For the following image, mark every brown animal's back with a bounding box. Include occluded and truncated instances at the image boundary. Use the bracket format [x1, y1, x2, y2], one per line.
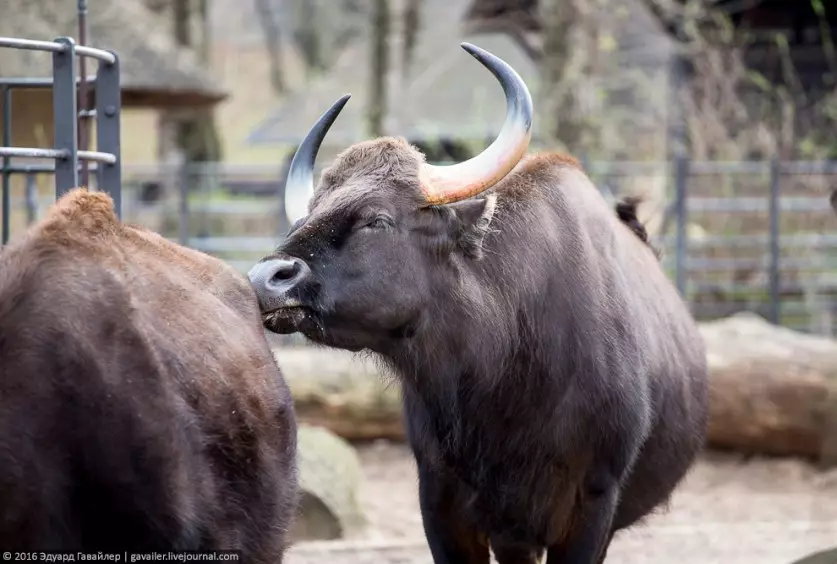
[0, 189, 297, 558]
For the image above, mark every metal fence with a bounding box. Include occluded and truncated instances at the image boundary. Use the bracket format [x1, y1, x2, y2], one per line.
[585, 158, 837, 334]
[8, 157, 825, 335]
[4, 84, 837, 335]
[0, 34, 121, 245]
[128, 158, 837, 336]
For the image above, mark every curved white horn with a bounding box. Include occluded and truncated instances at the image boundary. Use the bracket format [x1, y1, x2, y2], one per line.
[283, 94, 351, 224]
[419, 43, 533, 204]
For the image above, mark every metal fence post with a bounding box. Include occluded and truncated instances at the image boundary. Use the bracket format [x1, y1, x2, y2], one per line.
[674, 154, 690, 297]
[52, 37, 79, 197]
[2, 86, 10, 244]
[96, 51, 122, 217]
[25, 172, 37, 224]
[178, 161, 190, 246]
[768, 157, 781, 325]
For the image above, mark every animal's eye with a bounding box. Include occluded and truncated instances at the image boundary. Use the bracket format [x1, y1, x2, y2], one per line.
[364, 215, 393, 231]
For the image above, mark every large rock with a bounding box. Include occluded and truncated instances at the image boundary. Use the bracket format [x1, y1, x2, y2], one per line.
[291, 424, 367, 542]
[273, 313, 837, 464]
[275, 348, 403, 441]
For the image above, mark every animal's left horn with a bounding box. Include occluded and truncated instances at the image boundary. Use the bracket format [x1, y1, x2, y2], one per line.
[419, 43, 533, 204]
[283, 94, 351, 224]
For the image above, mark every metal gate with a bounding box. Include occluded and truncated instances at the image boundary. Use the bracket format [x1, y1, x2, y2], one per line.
[0, 33, 122, 245]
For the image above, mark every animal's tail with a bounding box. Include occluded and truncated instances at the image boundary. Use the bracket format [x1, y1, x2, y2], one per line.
[615, 196, 661, 259]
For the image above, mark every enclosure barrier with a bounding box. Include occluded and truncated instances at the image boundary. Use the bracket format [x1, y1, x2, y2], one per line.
[0, 35, 122, 244]
[580, 158, 837, 328]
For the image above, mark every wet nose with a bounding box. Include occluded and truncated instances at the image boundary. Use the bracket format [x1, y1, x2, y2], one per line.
[247, 257, 311, 305]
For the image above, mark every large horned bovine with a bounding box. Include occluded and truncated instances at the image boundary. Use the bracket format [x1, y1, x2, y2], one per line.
[249, 43, 709, 563]
[0, 190, 298, 560]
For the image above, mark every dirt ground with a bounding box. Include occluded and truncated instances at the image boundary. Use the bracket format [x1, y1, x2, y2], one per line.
[286, 441, 837, 564]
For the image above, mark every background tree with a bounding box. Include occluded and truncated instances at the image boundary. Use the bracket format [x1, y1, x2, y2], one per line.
[254, 0, 287, 94]
[368, 0, 390, 137]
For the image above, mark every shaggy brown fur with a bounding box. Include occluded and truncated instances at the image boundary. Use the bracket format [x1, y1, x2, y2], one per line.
[0, 189, 298, 559]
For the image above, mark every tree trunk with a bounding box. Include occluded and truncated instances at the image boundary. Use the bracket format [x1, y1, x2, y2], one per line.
[294, 0, 325, 72]
[538, 0, 598, 152]
[402, 0, 421, 76]
[162, 0, 223, 164]
[368, 0, 390, 137]
[254, 0, 286, 94]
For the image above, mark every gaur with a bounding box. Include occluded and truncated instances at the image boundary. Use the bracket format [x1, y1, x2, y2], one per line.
[248, 43, 708, 564]
[0, 189, 298, 561]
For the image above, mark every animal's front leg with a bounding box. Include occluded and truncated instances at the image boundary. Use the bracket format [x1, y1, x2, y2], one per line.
[545, 473, 619, 564]
[417, 464, 490, 564]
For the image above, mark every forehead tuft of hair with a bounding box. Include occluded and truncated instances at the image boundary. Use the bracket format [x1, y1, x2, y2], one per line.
[318, 137, 425, 192]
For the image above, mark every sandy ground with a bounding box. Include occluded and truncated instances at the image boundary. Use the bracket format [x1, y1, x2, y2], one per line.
[287, 441, 837, 564]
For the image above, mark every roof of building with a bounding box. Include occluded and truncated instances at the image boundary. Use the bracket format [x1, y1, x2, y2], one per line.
[0, 0, 227, 107]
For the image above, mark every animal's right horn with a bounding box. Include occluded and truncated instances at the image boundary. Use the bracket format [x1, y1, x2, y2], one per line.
[283, 94, 351, 225]
[418, 43, 533, 205]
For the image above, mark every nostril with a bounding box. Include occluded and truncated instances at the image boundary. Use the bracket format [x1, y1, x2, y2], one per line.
[269, 259, 301, 283]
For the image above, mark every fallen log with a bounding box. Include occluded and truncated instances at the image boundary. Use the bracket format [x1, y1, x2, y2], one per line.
[272, 313, 837, 464]
[701, 313, 837, 464]
[791, 547, 837, 564]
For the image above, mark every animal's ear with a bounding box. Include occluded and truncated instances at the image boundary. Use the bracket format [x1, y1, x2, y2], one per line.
[830, 189, 837, 215]
[447, 194, 498, 260]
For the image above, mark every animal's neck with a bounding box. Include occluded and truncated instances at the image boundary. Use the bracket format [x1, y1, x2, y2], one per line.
[389, 294, 515, 396]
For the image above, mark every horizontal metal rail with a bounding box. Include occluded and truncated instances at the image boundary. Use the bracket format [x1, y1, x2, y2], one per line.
[0, 37, 116, 64]
[658, 232, 837, 248]
[187, 236, 280, 253]
[1, 164, 101, 174]
[0, 147, 116, 164]
[663, 256, 837, 271]
[75, 45, 117, 64]
[0, 76, 97, 88]
[687, 196, 833, 213]
[584, 160, 837, 176]
[0, 37, 66, 53]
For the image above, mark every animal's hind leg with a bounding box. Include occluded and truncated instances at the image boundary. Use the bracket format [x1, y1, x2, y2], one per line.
[545, 478, 618, 564]
[594, 530, 615, 564]
[417, 464, 490, 564]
